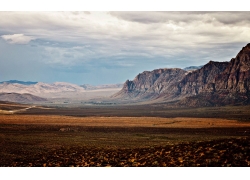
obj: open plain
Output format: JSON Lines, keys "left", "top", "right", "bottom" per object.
{"left": 1, "top": 103, "right": 250, "bottom": 167}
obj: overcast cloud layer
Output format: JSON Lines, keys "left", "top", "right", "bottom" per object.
{"left": 0, "top": 11, "right": 249, "bottom": 85}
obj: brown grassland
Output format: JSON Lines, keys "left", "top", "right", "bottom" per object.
{"left": 0, "top": 103, "right": 250, "bottom": 167}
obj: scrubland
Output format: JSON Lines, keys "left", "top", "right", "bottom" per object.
{"left": 0, "top": 104, "right": 250, "bottom": 166}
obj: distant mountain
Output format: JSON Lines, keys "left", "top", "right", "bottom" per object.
{"left": 183, "top": 65, "right": 203, "bottom": 71}
{"left": 113, "top": 43, "right": 250, "bottom": 106}
{"left": 0, "top": 81, "right": 123, "bottom": 95}
{"left": 80, "top": 84, "right": 123, "bottom": 90}
{"left": 0, "top": 93, "right": 47, "bottom": 103}
{"left": 0, "top": 81, "right": 123, "bottom": 101}
{"left": 0, "top": 82, "right": 86, "bottom": 95}
{"left": 0, "top": 80, "right": 37, "bottom": 85}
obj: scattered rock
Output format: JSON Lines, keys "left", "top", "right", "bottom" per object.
{"left": 1, "top": 137, "right": 249, "bottom": 167}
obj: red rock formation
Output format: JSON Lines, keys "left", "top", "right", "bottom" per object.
{"left": 113, "top": 43, "right": 250, "bottom": 106}
{"left": 112, "top": 68, "right": 186, "bottom": 100}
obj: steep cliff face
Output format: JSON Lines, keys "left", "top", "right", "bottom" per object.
{"left": 214, "top": 43, "right": 250, "bottom": 94}
{"left": 112, "top": 68, "right": 186, "bottom": 100}
{"left": 175, "top": 61, "right": 229, "bottom": 97}
{"left": 113, "top": 43, "right": 250, "bottom": 106}
{"left": 204, "top": 43, "right": 250, "bottom": 105}
{"left": 176, "top": 43, "right": 250, "bottom": 106}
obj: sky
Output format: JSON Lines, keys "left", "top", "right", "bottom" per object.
{"left": 0, "top": 7, "right": 250, "bottom": 85}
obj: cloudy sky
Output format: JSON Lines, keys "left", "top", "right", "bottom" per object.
{"left": 0, "top": 11, "right": 250, "bottom": 85}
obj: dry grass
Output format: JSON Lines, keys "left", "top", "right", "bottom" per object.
{"left": 1, "top": 115, "right": 250, "bottom": 128}
{"left": 1, "top": 102, "right": 250, "bottom": 166}
{"left": 1, "top": 114, "right": 250, "bottom": 166}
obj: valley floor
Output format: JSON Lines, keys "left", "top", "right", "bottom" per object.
{"left": 0, "top": 113, "right": 250, "bottom": 167}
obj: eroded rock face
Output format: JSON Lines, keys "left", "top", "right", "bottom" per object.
{"left": 175, "top": 61, "right": 229, "bottom": 97}
{"left": 215, "top": 43, "right": 250, "bottom": 94}
{"left": 112, "top": 68, "right": 187, "bottom": 100}
{"left": 113, "top": 43, "right": 250, "bottom": 106}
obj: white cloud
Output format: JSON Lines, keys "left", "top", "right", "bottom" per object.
{"left": 1, "top": 34, "right": 35, "bottom": 44}
{"left": 0, "top": 12, "right": 249, "bottom": 68}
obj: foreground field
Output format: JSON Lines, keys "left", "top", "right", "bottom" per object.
{"left": 1, "top": 114, "right": 250, "bottom": 167}
{"left": 1, "top": 135, "right": 250, "bottom": 167}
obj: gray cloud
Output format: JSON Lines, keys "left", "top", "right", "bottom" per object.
{"left": 1, "top": 34, "right": 35, "bottom": 44}
{"left": 0, "top": 11, "right": 249, "bottom": 85}
{"left": 109, "top": 11, "right": 250, "bottom": 25}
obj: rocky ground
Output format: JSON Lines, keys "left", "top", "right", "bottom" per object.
{"left": 1, "top": 137, "right": 249, "bottom": 167}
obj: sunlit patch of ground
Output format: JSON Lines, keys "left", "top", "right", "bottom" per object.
{"left": 1, "top": 115, "right": 250, "bottom": 128}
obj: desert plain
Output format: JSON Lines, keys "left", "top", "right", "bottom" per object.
{"left": 0, "top": 102, "right": 250, "bottom": 167}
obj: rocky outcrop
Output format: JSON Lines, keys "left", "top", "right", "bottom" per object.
{"left": 214, "top": 44, "right": 250, "bottom": 94}
{"left": 175, "top": 61, "right": 229, "bottom": 97}
{"left": 113, "top": 43, "right": 250, "bottom": 106}
{"left": 112, "top": 68, "right": 187, "bottom": 100}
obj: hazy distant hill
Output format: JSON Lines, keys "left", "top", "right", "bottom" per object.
{"left": 113, "top": 43, "right": 250, "bottom": 106}
{"left": 0, "top": 82, "right": 86, "bottom": 95}
{"left": 0, "top": 93, "right": 47, "bottom": 103}
{"left": 0, "top": 80, "right": 37, "bottom": 85}
{"left": 0, "top": 81, "right": 122, "bottom": 102}
{"left": 80, "top": 84, "right": 123, "bottom": 90}
{"left": 183, "top": 65, "right": 203, "bottom": 71}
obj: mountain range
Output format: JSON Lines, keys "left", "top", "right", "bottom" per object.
{"left": 112, "top": 43, "right": 250, "bottom": 107}
{"left": 1, "top": 43, "right": 249, "bottom": 106}
{"left": 0, "top": 82, "right": 123, "bottom": 103}
{"left": 0, "top": 82, "right": 86, "bottom": 95}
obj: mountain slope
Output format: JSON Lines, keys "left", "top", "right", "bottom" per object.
{"left": 0, "top": 93, "right": 47, "bottom": 103}
{"left": 174, "top": 61, "right": 229, "bottom": 97}
{"left": 113, "top": 43, "right": 250, "bottom": 106}
{"left": 214, "top": 44, "right": 250, "bottom": 94}
{"left": 112, "top": 68, "right": 187, "bottom": 101}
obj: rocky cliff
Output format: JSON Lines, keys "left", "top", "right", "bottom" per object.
{"left": 112, "top": 68, "right": 187, "bottom": 100}
{"left": 175, "top": 61, "right": 229, "bottom": 97}
{"left": 113, "top": 43, "right": 250, "bottom": 106}
{"left": 214, "top": 44, "right": 250, "bottom": 94}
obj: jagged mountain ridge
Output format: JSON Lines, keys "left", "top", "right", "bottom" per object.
{"left": 174, "top": 61, "right": 229, "bottom": 97}
{"left": 112, "top": 68, "right": 187, "bottom": 100}
{"left": 113, "top": 43, "right": 250, "bottom": 106}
